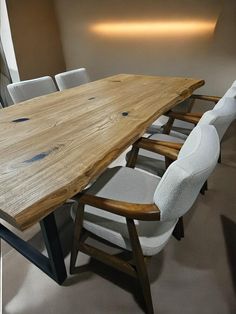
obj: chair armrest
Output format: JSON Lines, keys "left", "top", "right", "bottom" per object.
{"left": 181, "top": 112, "right": 203, "bottom": 118}
{"left": 134, "top": 137, "right": 180, "bottom": 160}
{"left": 144, "top": 139, "right": 183, "bottom": 150}
{"left": 78, "top": 194, "right": 160, "bottom": 221}
{"left": 190, "top": 94, "right": 221, "bottom": 103}
{"left": 166, "top": 111, "right": 201, "bottom": 124}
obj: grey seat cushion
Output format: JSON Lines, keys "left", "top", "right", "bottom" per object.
{"left": 72, "top": 167, "right": 177, "bottom": 256}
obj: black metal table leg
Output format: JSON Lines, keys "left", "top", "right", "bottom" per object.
{"left": 0, "top": 212, "right": 67, "bottom": 285}
{"left": 40, "top": 213, "right": 67, "bottom": 284}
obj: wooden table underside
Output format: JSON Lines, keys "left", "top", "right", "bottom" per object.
{"left": 0, "top": 74, "right": 204, "bottom": 230}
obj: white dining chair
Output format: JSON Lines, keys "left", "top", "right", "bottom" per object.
{"left": 157, "top": 85, "right": 235, "bottom": 138}
{"left": 147, "top": 97, "right": 196, "bottom": 135}
{"left": 70, "top": 124, "right": 219, "bottom": 314}
{"left": 55, "top": 68, "right": 90, "bottom": 91}
{"left": 7, "top": 76, "right": 57, "bottom": 104}
{"left": 151, "top": 91, "right": 222, "bottom": 139}
{"left": 127, "top": 92, "right": 236, "bottom": 177}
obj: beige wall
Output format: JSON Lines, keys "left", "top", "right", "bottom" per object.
{"left": 6, "top": 0, "right": 65, "bottom": 80}
{"left": 55, "top": 0, "right": 236, "bottom": 96}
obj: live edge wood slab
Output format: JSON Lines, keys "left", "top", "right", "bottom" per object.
{"left": 0, "top": 74, "right": 204, "bottom": 231}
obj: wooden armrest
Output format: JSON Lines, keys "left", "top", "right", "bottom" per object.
{"left": 136, "top": 137, "right": 183, "bottom": 150}
{"left": 134, "top": 137, "right": 179, "bottom": 160}
{"left": 166, "top": 111, "right": 201, "bottom": 124}
{"left": 166, "top": 111, "right": 203, "bottom": 118}
{"left": 176, "top": 111, "right": 203, "bottom": 118}
{"left": 79, "top": 194, "right": 160, "bottom": 221}
{"left": 190, "top": 94, "right": 221, "bottom": 103}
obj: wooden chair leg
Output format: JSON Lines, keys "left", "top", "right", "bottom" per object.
{"left": 187, "top": 98, "right": 196, "bottom": 113}
{"left": 165, "top": 157, "right": 174, "bottom": 169}
{"left": 70, "top": 214, "right": 154, "bottom": 312}
{"left": 200, "top": 180, "right": 208, "bottom": 195}
{"left": 162, "top": 117, "right": 174, "bottom": 135}
{"left": 172, "top": 217, "right": 184, "bottom": 241}
{"left": 126, "top": 146, "right": 140, "bottom": 168}
{"left": 218, "top": 147, "right": 222, "bottom": 164}
{"left": 126, "top": 218, "right": 154, "bottom": 314}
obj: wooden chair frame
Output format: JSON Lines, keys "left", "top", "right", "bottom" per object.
{"left": 165, "top": 93, "right": 222, "bottom": 163}
{"left": 130, "top": 92, "right": 221, "bottom": 178}
{"left": 163, "top": 93, "right": 220, "bottom": 133}
{"left": 70, "top": 195, "right": 161, "bottom": 314}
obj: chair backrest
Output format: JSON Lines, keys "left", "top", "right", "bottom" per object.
{"left": 222, "top": 86, "right": 236, "bottom": 98}
{"left": 198, "top": 97, "right": 236, "bottom": 141}
{"left": 7, "top": 76, "right": 57, "bottom": 104}
{"left": 153, "top": 125, "right": 219, "bottom": 221}
{"left": 231, "top": 80, "right": 236, "bottom": 88}
{"left": 55, "top": 68, "right": 90, "bottom": 91}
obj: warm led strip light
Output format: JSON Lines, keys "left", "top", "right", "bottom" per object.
{"left": 91, "top": 21, "right": 216, "bottom": 36}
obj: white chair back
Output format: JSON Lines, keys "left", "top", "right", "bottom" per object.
{"left": 7, "top": 76, "right": 57, "bottom": 104}
{"left": 222, "top": 86, "right": 236, "bottom": 98}
{"left": 153, "top": 125, "right": 219, "bottom": 221}
{"left": 198, "top": 97, "right": 236, "bottom": 141}
{"left": 231, "top": 80, "right": 236, "bottom": 88}
{"left": 55, "top": 68, "right": 90, "bottom": 91}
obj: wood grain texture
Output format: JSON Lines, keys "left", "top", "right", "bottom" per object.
{"left": 78, "top": 194, "right": 160, "bottom": 221}
{"left": 134, "top": 138, "right": 180, "bottom": 160}
{"left": 167, "top": 111, "right": 202, "bottom": 124}
{"left": 0, "top": 74, "right": 204, "bottom": 230}
{"left": 191, "top": 94, "right": 221, "bottom": 103}
{"left": 140, "top": 139, "right": 183, "bottom": 150}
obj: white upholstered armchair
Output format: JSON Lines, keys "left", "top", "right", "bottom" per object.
{"left": 70, "top": 124, "right": 220, "bottom": 314}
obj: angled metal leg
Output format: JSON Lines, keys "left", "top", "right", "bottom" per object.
{"left": 40, "top": 213, "right": 67, "bottom": 284}
{"left": 0, "top": 212, "right": 67, "bottom": 285}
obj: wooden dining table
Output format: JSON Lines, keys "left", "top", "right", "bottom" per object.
{"left": 0, "top": 74, "right": 204, "bottom": 284}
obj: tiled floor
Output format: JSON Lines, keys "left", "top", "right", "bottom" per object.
{"left": 2, "top": 122, "right": 236, "bottom": 314}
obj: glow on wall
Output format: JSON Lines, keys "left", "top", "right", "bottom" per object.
{"left": 90, "top": 21, "right": 216, "bottom": 37}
